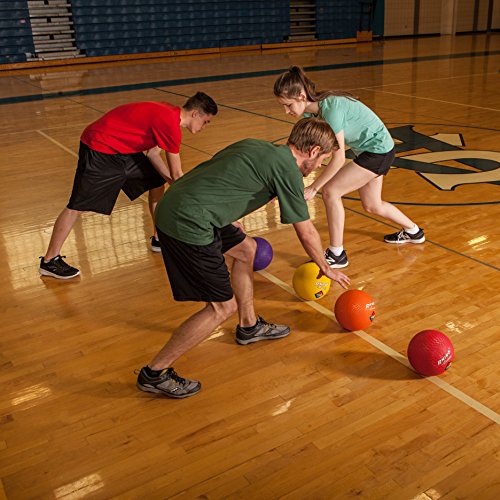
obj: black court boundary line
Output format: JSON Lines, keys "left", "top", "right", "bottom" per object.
{"left": 342, "top": 196, "right": 499, "bottom": 206}
{"left": 1, "top": 49, "right": 499, "bottom": 106}
{"left": 318, "top": 195, "right": 500, "bottom": 272}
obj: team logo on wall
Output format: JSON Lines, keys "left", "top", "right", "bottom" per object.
{"left": 345, "top": 124, "right": 499, "bottom": 205}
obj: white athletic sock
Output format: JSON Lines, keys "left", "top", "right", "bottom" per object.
{"left": 405, "top": 224, "right": 420, "bottom": 235}
{"left": 329, "top": 245, "right": 344, "bottom": 256}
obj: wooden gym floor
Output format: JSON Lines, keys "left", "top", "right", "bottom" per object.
{"left": 0, "top": 33, "right": 499, "bottom": 499}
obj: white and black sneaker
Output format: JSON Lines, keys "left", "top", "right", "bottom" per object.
{"left": 236, "top": 316, "right": 290, "bottom": 345}
{"left": 324, "top": 248, "right": 349, "bottom": 268}
{"left": 137, "top": 367, "right": 201, "bottom": 398}
{"left": 151, "top": 236, "right": 161, "bottom": 253}
{"left": 39, "top": 255, "right": 80, "bottom": 279}
{"left": 384, "top": 228, "right": 425, "bottom": 244}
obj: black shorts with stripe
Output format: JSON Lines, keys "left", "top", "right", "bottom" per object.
{"left": 157, "top": 224, "right": 247, "bottom": 302}
{"left": 67, "top": 142, "right": 166, "bottom": 215}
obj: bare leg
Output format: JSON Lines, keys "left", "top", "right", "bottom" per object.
{"left": 149, "top": 299, "right": 237, "bottom": 369}
{"left": 358, "top": 175, "right": 416, "bottom": 229}
{"left": 322, "top": 161, "right": 378, "bottom": 247}
{"left": 44, "top": 207, "right": 82, "bottom": 261}
{"left": 148, "top": 186, "right": 164, "bottom": 238}
{"left": 225, "top": 236, "right": 257, "bottom": 327}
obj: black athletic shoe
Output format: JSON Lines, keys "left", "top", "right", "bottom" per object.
{"left": 39, "top": 255, "right": 80, "bottom": 279}
{"left": 324, "top": 248, "right": 349, "bottom": 268}
{"left": 136, "top": 367, "right": 201, "bottom": 399}
{"left": 236, "top": 316, "right": 290, "bottom": 345}
{"left": 151, "top": 236, "right": 161, "bottom": 253}
{"left": 384, "top": 228, "right": 425, "bottom": 244}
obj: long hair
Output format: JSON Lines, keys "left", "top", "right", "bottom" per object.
{"left": 287, "top": 117, "right": 338, "bottom": 154}
{"left": 273, "top": 66, "right": 357, "bottom": 102}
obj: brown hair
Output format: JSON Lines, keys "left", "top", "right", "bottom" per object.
{"left": 183, "top": 91, "right": 218, "bottom": 116}
{"left": 273, "top": 66, "right": 357, "bottom": 102}
{"left": 287, "top": 117, "right": 338, "bottom": 154}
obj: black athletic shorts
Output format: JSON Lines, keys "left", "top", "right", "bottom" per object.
{"left": 157, "top": 224, "right": 247, "bottom": 302}
{"left": 67, "top": 142, "right": 166, "bottom": 215}
{"left": 354, "top": 147, "right": 395, "bottom": 176}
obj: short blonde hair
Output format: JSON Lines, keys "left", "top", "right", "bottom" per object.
{"left": 287, "top": 117, "right": 338, "bottom": 154}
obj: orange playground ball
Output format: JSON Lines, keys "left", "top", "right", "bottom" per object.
{"left": 407, "top": 330, "right": 454, "bottom": 376}
{"left": 334, "top": 289, "right": 376, "bottom": 331}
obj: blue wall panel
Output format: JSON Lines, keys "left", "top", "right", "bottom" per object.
{"left": 71, "top": 1, "right": 289, "bottom": 57}
{"left": 0, "top": 1, "right": 33, "bottom": 64}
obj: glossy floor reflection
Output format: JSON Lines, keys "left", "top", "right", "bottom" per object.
{"left": 0, "top": 33, "right": 499, "bottom": 499}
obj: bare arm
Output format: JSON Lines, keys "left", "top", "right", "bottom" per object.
{"left": 293, "top": 219, "right": 350, "bottom": 288}
{"left": 304, "top": 130, "right": 346, "bottom": 201}
{"left": 165, "top": 151, "right": 183, "bottom": 180}
{"left": 146, "top": 147, "right": 184, "bottom": 185}
{"left": 146, "top": 147, "right": 173, "bottom": 184}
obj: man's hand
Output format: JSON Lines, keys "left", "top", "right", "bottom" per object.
{"left": 304, "top": 185, "right": 318, "bottom": 201}
{"left": 232, "top": 220, "right": 246, "bottom": 233}
{"left": 317, "top": 268, "right": 350, "bottom": 289}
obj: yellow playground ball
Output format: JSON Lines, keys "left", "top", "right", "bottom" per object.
{"left": 292, "top": 262, "right": 331, "bottom": 301}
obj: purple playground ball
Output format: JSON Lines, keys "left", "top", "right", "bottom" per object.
{"left": 253, "top": 237, "right": 273, "bottom": 271}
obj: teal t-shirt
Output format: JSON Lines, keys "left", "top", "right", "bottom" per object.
{"left": 155, "top": 139, "right": 310, "bottom": 245}
{"left": 307, "top": 96, "right": 394, "bottom": 155}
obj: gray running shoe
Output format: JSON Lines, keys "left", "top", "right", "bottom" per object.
{"left": 137, "top": 367, "right": 201, "bottom": 398}
{"left": 39, "top": 255, "right": 80, "bottom": 279}
{"left": 324, "top": 248, "right": 349, "bottom": 268}
{"left": 384, "top": 228, "right": 425, "bottom": 244}
{"left": 236, "top": 316, "right": 290, "bottom": 345}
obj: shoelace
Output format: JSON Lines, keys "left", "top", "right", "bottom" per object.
{"left": 397, "top": 230, "right": 409, "bottom": 241}
{"left": 166, "top": 367, "right": 187, "bottom": 384}
{"left": 257, "top": 316, "right": 277, "bottom": 330}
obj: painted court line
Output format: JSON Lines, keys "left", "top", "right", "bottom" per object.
{"left": 258, "top": 269, "right": 500, "bottom": 425}
{"left": 369, "top": 89, "right": 500, "bottom": 112}
{"left": 36, "top": 130, "right": 78, "bottom": 158}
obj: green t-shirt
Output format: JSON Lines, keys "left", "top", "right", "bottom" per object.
{"left": 155, "top": 139, "right": 310, "bottom": 245}
{"left": 307, "top": 96, "right": 394, "bottom": 155}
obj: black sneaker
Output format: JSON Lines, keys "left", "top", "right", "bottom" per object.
{"left": 384, "top": 228, "right": 425, "bottom": 244}
{"left": 151, "top": 236, "right": 161, "bottom": 253}
{"left": 324, "top": 248, "right": 349, "bottom": 268}
{"left": 39, "top": 255, "right": 80, "bottom": 279}
{"left": 236, "top": 316, "right": 290, "bottom": 345}
{"left": 136, "top": 367, "right": 201, "bottom": 399}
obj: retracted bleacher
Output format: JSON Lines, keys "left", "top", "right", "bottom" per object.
{"left": 71, "top": 0, "right": 289, "bottom": 57}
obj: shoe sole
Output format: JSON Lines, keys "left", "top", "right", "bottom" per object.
{"left": 136, "top": 382, "right": 200, "bottom": 398}
{"left": 236, "top": 328, "right": 291, "bottom": 345}
{"left": 39, "top": 269, "right": 80, "bottom": 279}
{"left": 384, "top": 237, "right": 426, "bottom": 245}
{"left": 328, "top": 261, "right": 349, "bottom": 269}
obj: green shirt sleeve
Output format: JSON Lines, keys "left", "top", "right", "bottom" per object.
{"left": 270, "top": 159, "right": 310, "bottom": 224}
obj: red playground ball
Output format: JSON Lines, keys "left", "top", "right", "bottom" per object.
{"left": 253, "top": 237, "right": 273, "bottom": 271}
{"left": 407, "top": 330, "right": 454, "bottom": 376}
{"left": 334, "top": 289, "right": 376, "bottom": 331}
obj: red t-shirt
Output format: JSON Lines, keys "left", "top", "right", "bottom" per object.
{"left": 80, "top": 101, "right": 182, "bottom": 154}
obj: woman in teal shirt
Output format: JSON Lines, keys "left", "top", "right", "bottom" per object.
{"left": 274, "top": 66, "right": 425, "bottom": 268}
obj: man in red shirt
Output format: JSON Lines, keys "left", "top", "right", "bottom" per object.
{"left": 39, "top": 92, "right": 217, "bottom": 279}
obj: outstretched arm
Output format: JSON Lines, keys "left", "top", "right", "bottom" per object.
{"left": 304, "top": 130, "right": 346, "bottom": 201}
{"left": 293, "top": 219, "right": 350, "bottom": 288}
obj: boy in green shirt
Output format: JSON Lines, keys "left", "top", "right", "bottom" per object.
{"left": 137, "top": 117, "right": 350, "bottom": 399}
